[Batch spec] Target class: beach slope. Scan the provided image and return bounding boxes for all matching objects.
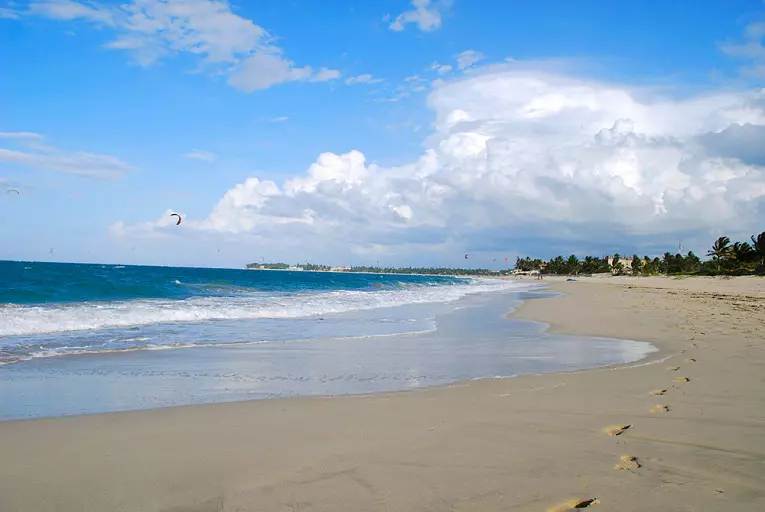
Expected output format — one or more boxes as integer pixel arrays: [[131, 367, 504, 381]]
[[0, 276, 763, 511]]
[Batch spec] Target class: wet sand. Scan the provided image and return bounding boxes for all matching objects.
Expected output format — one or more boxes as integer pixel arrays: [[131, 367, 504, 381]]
[[1, 276, 764, 511]]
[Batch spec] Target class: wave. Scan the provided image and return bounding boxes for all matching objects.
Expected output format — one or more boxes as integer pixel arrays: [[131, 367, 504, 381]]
[[0, 279, 525, 337], [0, 323, 451, 366], [0, 261, 472, 305]]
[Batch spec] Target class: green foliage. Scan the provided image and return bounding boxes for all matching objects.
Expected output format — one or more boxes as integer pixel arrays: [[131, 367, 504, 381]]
[[707, 236, 731, 271], [514, 232, 763, 277], [246, 262, 289, 269], [245, 232, 765, 278], [752, 232, 765, 273], [631, 255, 642, 275], [348, 266, 500, 276], [246, 262, 503, 276], [302, 263, 332, 271]]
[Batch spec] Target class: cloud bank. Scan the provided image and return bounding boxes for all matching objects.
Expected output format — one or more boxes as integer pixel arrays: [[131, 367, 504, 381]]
[[115, 62, 765, 262]]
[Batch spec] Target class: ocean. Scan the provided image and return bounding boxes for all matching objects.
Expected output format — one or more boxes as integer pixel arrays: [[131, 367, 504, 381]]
[[0, 261, 656, 420]]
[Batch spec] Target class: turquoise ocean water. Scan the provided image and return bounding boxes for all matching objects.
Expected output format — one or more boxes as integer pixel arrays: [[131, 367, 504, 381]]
[[0, 261, 656, 420]]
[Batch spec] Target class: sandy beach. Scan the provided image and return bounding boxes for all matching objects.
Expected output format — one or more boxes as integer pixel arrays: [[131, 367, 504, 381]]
[[1, 276, 764, 511]]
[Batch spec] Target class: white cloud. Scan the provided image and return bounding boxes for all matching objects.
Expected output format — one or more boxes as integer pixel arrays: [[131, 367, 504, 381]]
[[720, 19, 765, 77], [270, 116, 289, 123], [227, 51, 312, 92], [388, 0, 447, 32], [427, 63, 452, 75], [0, 7, 20, 19], [184, 149, 216, 161], [456, 50, 485, 70], [371, 75, 429, 102], [115, 63, 765, 259], [310, 67, 341, 82], [27, 0, 114, 23], [0, 132, 45, 140], [345, 74, 384, 85], [20, 0, 339, 90], [110, 209, 184, 238], [0, 133, 135, 180]]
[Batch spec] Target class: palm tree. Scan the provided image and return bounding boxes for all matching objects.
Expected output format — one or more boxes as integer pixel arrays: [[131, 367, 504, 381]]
[[731, 241, 755, 267], [566, 254, 580, 275], [631, 255, 642, 275], [752, 232, 765, 268], [707, 236, 731, 271]]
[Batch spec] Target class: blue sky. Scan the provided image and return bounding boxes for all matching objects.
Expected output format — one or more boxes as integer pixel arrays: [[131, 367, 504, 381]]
[[1, 0, 764, 268]]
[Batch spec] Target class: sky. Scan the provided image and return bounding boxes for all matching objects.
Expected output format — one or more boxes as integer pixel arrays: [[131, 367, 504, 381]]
[[1, 0, 764, 269]]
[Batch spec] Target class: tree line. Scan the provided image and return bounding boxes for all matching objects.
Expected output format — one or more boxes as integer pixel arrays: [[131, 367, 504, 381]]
[[246, 262, 501, 276], [244, 232, 764, 277], [516, 232, 765, 276]]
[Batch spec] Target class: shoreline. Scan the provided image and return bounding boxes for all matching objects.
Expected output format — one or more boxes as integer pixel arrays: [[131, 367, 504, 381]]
[[0, 285, 650, 421], [1, 276, 763, 511]]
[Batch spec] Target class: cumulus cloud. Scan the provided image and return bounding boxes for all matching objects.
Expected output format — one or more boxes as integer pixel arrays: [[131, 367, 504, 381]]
[[19, 0, 339, 91], [388, 0, 447, 32], [0, 132, 134, 180], [345, 74, 384, 85], [183, 149, 216, 161], [456, 50, 485, 70], [720, 19, 765, 77], [115, 63, 765, 260]]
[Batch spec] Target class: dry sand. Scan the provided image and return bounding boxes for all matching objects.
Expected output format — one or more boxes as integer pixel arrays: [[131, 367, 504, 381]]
[[1, 276, 764, 511]]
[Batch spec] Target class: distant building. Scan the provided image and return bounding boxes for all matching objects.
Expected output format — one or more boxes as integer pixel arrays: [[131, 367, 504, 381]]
[[330, 266, 352, 272], [606, 255, 644, 274]]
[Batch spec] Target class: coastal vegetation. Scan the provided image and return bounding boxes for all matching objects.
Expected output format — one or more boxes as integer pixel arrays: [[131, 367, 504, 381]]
[[246, 262, 501, 276], [246, 232, 764, 277], [516, 232, 765, 276]]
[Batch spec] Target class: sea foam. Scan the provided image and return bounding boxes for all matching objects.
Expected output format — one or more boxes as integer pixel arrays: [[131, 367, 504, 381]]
[[0, 279, 526, 337]]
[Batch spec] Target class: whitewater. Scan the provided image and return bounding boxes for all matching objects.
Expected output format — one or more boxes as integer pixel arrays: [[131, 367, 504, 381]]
[[0, 261, 658, 420], [0, 261, 520, 362]]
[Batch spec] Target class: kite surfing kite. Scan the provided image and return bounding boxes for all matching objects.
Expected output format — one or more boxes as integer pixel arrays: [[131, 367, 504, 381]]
[[464, 253, 469, 259], [6, 189, 19, 195], [170, 213, 182, 226]]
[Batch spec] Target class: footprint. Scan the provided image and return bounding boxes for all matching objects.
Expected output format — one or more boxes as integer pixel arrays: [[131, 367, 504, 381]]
[[547, 498, 600, 512], [685, 358, 696, 363], [614, 455, 641, 470], [650, 404, 670, 413], [673, 377, 690, 383], [649, 389, 667, 396], [666, 366, 680, 371], [603, 424, 632, 436]]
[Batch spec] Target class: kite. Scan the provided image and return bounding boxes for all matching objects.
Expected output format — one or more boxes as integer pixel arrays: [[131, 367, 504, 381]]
[[464, 253, 469, 259], [170, 213, 182, 225], [6, 189, 19, 195]]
